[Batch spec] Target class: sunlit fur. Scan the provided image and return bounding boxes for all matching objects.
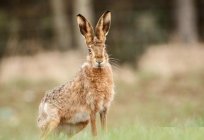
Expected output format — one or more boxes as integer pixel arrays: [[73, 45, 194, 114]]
[[37, 11, 114, 139]]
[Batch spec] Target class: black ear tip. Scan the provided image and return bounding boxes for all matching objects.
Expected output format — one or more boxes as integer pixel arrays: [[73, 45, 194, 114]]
[[77, 14, 87, 22], [77, 14, 82, 17], [105, 10, 111, 14], [77, 14, 86, 19]]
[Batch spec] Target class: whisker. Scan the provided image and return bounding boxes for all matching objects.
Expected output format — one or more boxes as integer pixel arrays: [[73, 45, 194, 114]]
[[109, 60, 121, 72], [110, 63, 120, 68], [110, 62, 119, 67], [109, 57, 120, 60], [109, 59, 120, 63], [109, 56, 120, 60], [109, 59, 120, 64], [111, 65, 121, 72], [109, 56, 120, 61]]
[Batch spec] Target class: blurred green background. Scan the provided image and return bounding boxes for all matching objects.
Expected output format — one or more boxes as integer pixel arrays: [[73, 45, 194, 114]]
[[0, 0, 204, 139]]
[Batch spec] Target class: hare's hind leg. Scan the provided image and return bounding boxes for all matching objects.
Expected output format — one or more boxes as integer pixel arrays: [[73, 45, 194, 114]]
[[41, 119, 60, 140], [39, 103, 61, 140]]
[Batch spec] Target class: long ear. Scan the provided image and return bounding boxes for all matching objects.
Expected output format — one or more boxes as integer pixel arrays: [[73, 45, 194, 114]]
[[77, 14, 94, 44], [95, 11, 111, 42]]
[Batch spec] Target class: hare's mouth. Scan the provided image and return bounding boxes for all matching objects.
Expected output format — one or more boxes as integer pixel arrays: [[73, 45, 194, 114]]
[[93, 62, 105, 68], [95, 64, 102, 68]]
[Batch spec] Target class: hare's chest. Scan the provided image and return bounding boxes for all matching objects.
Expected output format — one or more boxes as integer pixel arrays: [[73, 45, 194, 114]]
[[85, 91, 105, 112], [84, 70, 114, 111], [85, 85, 113, 112]]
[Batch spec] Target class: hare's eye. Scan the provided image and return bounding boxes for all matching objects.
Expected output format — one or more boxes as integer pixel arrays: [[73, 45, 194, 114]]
[[88, 49, 92, 54]]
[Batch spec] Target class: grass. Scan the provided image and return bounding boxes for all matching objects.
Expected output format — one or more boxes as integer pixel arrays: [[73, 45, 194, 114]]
[[73, 126, 204, 140], [1, 125, 204, 140]]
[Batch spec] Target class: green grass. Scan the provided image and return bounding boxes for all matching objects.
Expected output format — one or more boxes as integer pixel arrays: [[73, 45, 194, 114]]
[[73, 126, 204, 140], [2, 125, 204, 140]]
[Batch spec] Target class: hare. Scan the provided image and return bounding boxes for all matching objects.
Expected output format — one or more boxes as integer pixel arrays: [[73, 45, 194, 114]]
[[37, 11, 115, 139]]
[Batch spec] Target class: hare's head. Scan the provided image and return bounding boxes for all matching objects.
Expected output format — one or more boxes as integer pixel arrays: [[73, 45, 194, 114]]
[[77, 11, 111, 68]]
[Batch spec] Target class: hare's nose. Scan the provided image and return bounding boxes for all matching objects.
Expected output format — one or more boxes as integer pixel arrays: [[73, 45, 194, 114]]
[[96, 60, 103, 64]]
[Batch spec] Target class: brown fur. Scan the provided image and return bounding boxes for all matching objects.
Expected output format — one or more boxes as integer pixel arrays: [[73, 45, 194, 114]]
[[37, 11, 114, 139]]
